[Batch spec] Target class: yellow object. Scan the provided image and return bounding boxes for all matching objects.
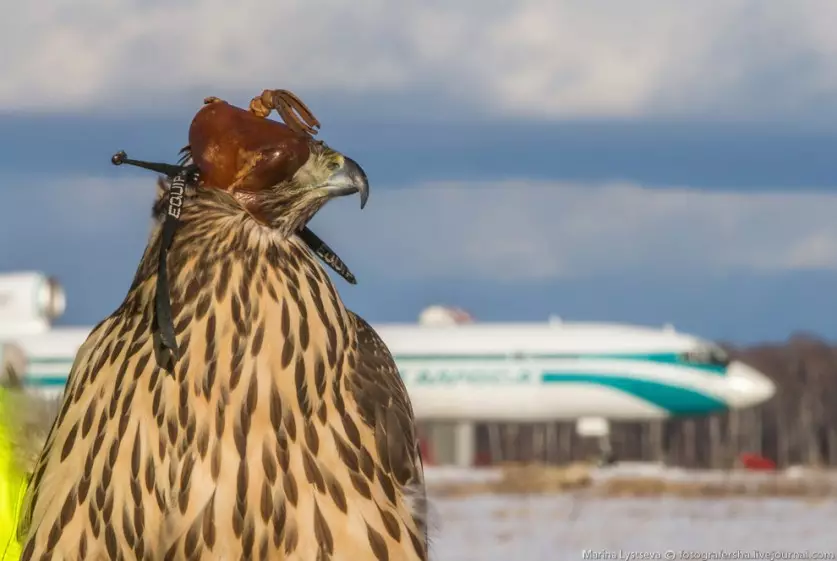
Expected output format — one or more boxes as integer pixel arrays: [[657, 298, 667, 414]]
[[0, 390, 25, 560]]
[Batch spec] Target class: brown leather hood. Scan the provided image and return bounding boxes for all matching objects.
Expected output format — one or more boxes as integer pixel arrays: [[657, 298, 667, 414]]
[[187, 90, 321, 194]]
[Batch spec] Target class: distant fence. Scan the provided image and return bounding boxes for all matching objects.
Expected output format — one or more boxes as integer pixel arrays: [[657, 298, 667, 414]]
[[468, 334, 837, 469]]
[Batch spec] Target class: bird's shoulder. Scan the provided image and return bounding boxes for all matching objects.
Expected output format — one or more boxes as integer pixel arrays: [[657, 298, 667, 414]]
[[345, 311, 424, 489]]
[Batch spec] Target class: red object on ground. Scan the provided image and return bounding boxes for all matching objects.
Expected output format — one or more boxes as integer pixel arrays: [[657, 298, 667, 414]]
[[418, 436, 434, 466], [473, 451, 492, 467], [739, 452, 776, 471]]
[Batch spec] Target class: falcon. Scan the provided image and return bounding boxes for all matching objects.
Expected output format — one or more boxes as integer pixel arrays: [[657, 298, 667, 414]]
[[17, 89, 428, 561]]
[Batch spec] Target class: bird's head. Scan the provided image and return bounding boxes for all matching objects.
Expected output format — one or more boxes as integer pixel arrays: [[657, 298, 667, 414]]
[[187, 91, 369, 236]]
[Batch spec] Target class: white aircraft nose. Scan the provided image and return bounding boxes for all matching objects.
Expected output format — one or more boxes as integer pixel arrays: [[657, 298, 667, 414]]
[[722, 360, 776, 408]]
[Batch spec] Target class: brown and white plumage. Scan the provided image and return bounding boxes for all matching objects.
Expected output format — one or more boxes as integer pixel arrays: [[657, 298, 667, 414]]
[[18, 93, 427, 560]]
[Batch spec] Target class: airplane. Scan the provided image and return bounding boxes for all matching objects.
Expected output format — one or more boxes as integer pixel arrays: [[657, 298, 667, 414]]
[[0, 273, 776, 466]]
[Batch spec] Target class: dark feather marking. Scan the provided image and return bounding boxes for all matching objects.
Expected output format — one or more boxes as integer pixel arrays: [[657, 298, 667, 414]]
[[359, 446, 375, 480], [269, 383, 283, 432], [378, 502, 402, 541], [299, 316, 310, 351], [283, 472, 299, 506], [272, 499, 287, 547], [233, 462, 248, 538], [234, 408, 248, 458], [166, 416, 178, 447], [231, 292, 244, 334], [81, 399, 97, 437], [286, 282, 305, 318], [144, 458, 156, 493], [177, 353, 192, 385], [302, 449, 326, 492], [174, 314, 191, 337], [284, 523, 299, 555], [327, 476, 348, 514], [229, 336, 244, 390], [147, 365, 161, 394], [262, 443, 278, 484], [197, 424, 210, 459], [280, 299, 291, 337], [238, 275, 251, 311], [204, 314, 217, 364], [326, 325, 338, 367], [284, 408, 297, 442], [281, 336, 294, 369], [131, 425, 142, 477], [295, 355, 311, 416], [313, 501, 334, 555], [59, 487, 77, 528], [77, 472, 91, 503], [251, 320, 265, 355], [184, 517, 200, 559], [349, 471, 372, 499], [277, 429, 290, 471], [259, 481, 273, 523], [216, 259, 232, 302], [114, 360, 130, 392], [123, 506, 136, 548], [105, 525, 118, 559], [311, 292, 330, 332], [203, 360, 217, 398], [246, 371, 259, 414], [184, 276, 200, 303], [152, 383, 163, 419], [313, 354, 327, 398], [110, 338, 126, 365], [242, 520, 256, 558], [408, 528, 427, 561], [179, 453, 195, 514], [202, 493, 217, 549], [330, 428, 359, 472], [304, 420, 320, 455], [178, 380, 190, 429], [60, 422, 79, 462], [326, 335, 338, 369], [377, 465, 397, 504], [342, 413, 361, 448], [215, 399, 226, 439], [195, 293, 211, 320], [366, 523, 389, 561], [266, 280, 279, 303]]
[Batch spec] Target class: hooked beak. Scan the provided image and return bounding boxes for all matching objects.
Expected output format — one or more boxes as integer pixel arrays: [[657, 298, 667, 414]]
[[319, 156, 369, 209]]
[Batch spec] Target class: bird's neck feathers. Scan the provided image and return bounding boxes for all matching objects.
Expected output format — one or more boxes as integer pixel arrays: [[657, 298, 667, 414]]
[[150, 177, 324, 239], [128, 182, 354, 393]]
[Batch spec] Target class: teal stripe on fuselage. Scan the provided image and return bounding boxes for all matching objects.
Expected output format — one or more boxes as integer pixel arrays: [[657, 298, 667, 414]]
[[540, 373, 726, 415], [22, 376, 68, 388]]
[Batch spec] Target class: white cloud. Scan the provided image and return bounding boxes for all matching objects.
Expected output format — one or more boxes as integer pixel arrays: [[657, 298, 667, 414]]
[[3, 1, 837, 119], [311, 180, 837, 281]]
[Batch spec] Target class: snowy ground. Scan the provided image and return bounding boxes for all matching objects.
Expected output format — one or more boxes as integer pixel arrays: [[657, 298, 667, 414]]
[[426, 495, 836, 561], [423, 466, 837, 561]]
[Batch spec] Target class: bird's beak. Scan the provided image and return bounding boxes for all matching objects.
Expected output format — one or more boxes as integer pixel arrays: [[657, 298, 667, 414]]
[[320, 156, 369, 209]]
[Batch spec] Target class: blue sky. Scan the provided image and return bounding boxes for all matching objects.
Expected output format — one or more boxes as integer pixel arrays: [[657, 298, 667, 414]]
[[3, 0, 837, 344]]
